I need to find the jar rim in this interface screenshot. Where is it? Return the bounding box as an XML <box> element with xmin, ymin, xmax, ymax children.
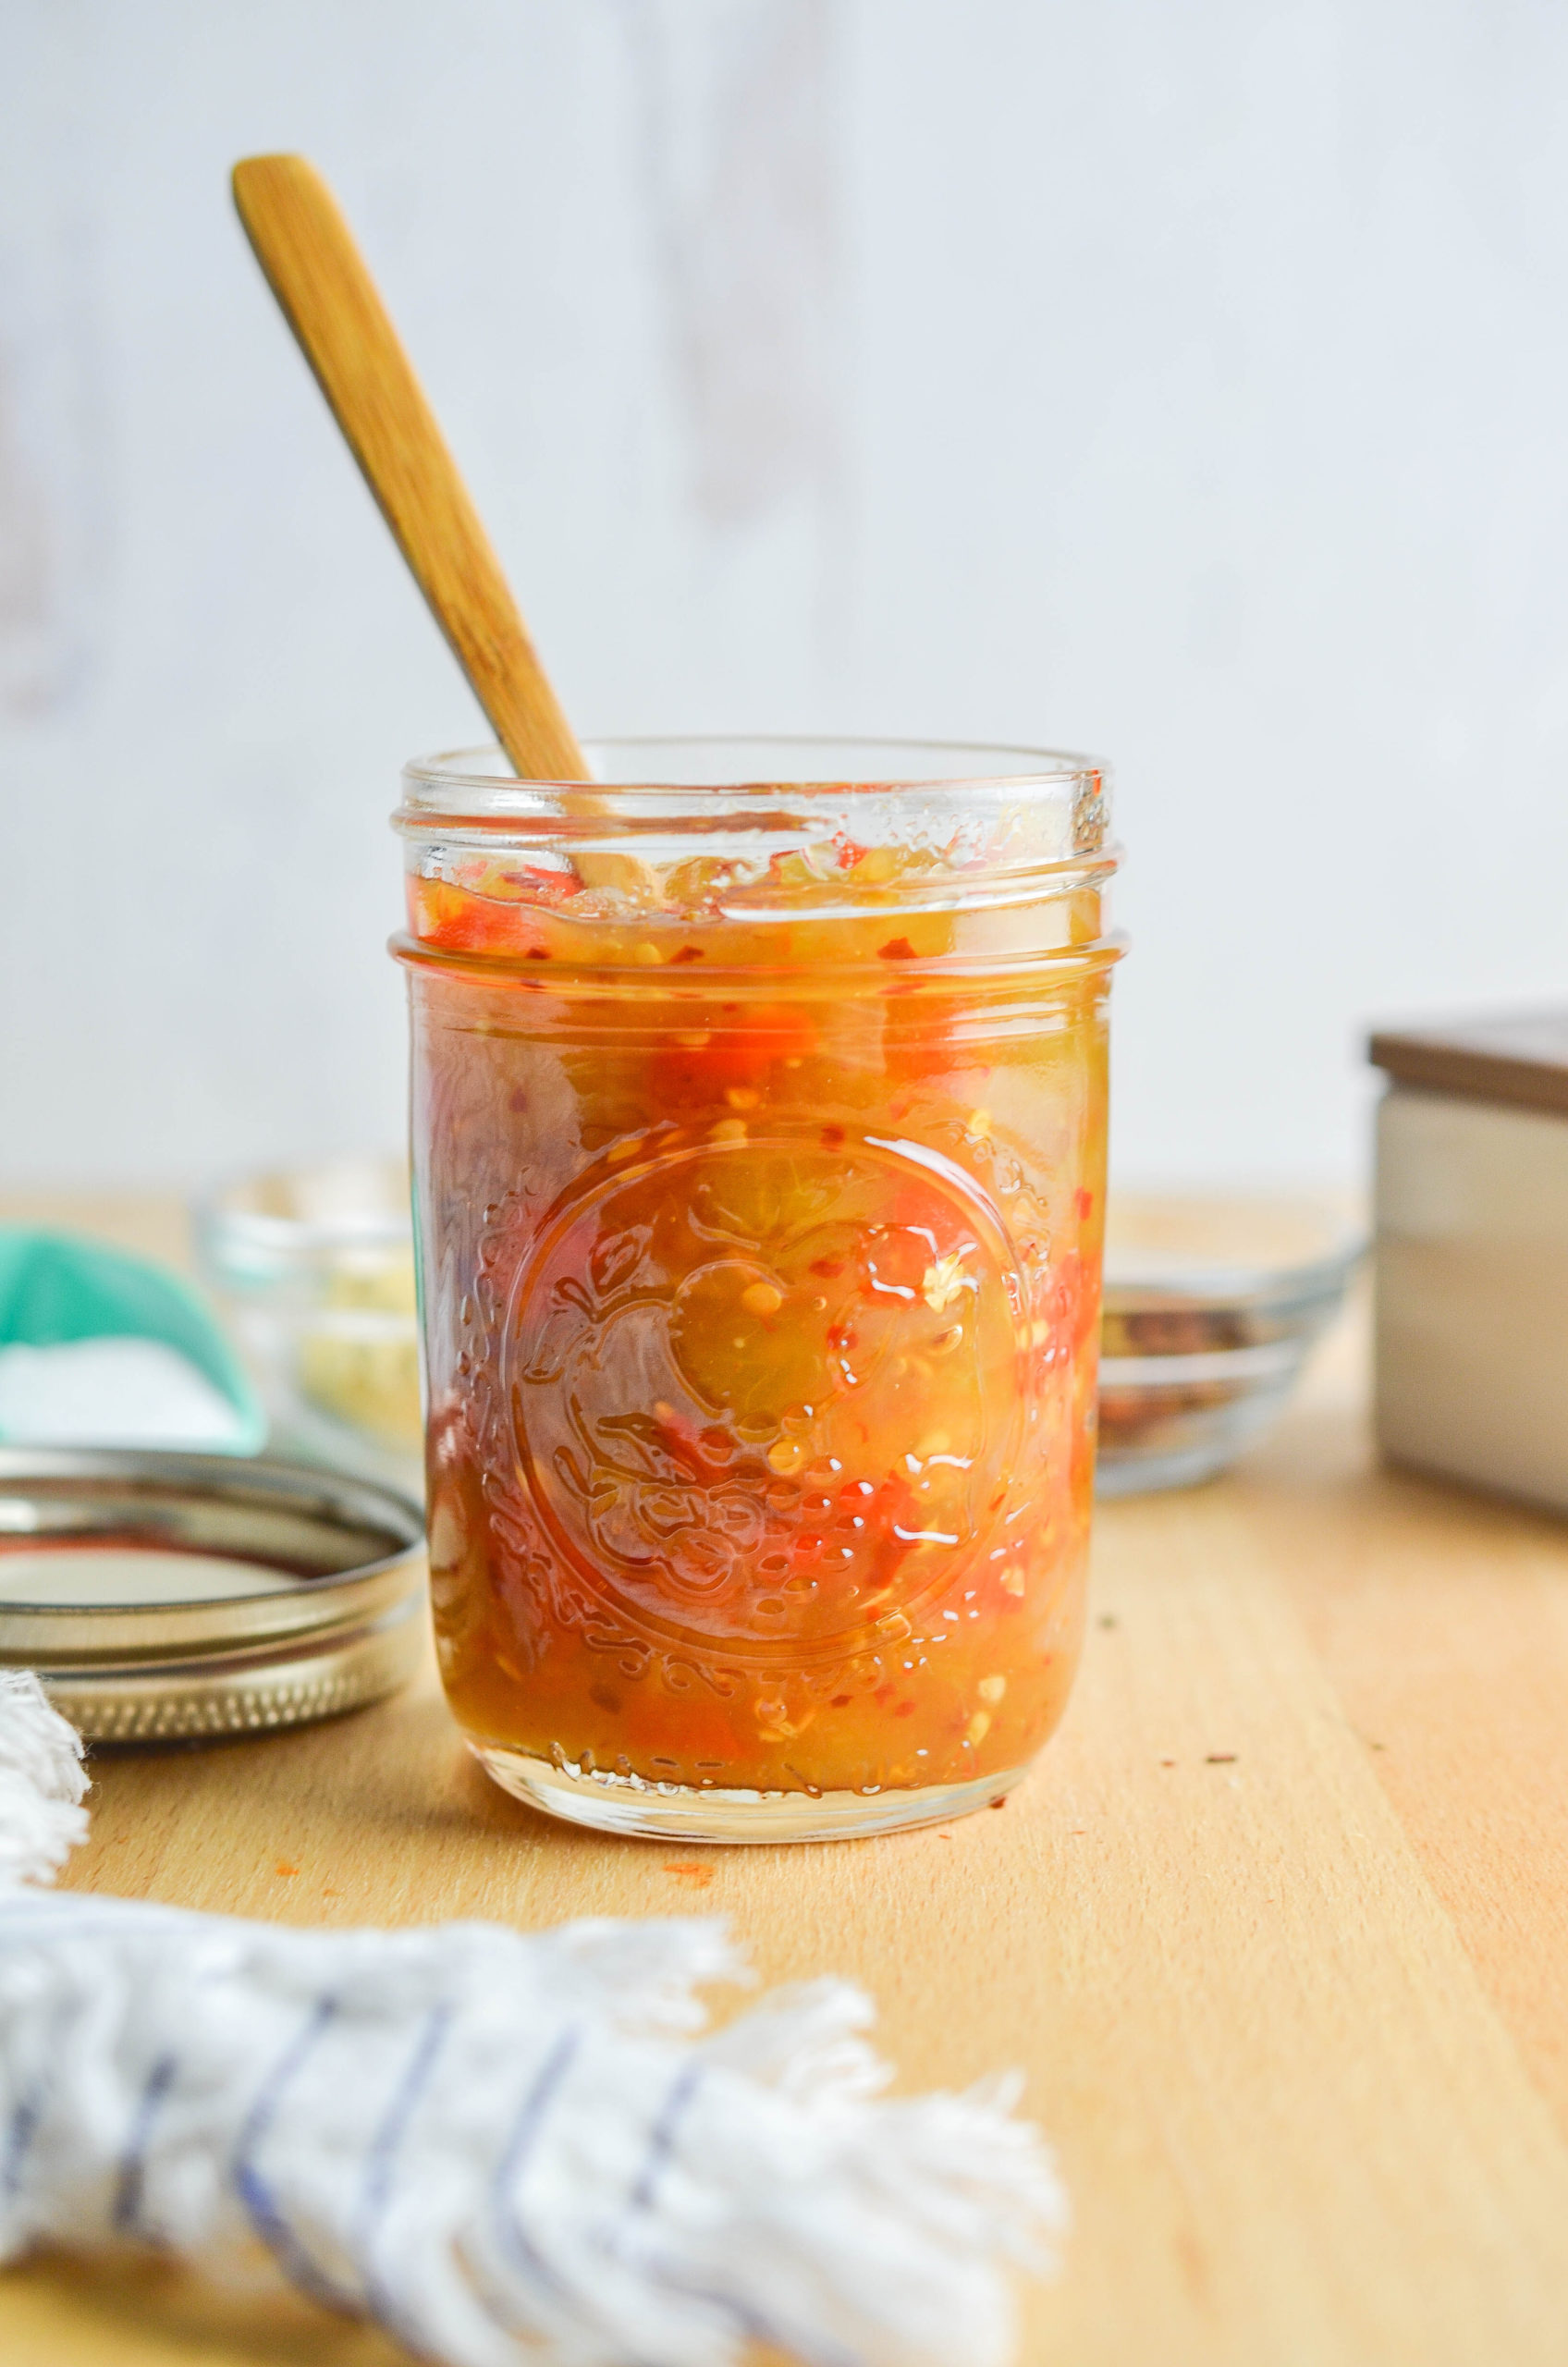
<box><xmin>398</xmin><ymin>733</ymin><xmax>1108</xmax><ymax>815</ymax></box>
<box><xmin>394</xmin><ymin>732</ymin><xmax>1118</xmax><ymax>942</ymax></box>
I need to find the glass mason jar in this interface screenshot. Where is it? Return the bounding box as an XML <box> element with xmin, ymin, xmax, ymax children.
<box><xmin>393</xmin><ymin>738</ymin><xmax>1121</xmax><ymax>1842</ymax></box>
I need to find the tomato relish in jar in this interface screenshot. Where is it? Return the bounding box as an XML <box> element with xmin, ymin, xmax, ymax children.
<box><xmin>393</xmin><ymin>739</ymin><xmax>1121</xmax><ymax>1841</ymax></box>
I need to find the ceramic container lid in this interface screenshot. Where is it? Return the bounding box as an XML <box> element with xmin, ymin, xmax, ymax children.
<box><xmin>1369</xmin><ymin>1007</ymin><xmax>1568</xmax><ymax>1119</ymax></box>
<box><xmin>0</xmin><ymin>1448</ymin><xmax>426</xmax><ymax>1742</ymax></box>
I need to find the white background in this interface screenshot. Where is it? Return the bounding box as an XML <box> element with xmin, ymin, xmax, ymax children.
<box><xmin>6</xmin><ymin>0</ymin><xmax>1568</xmax><ymax>1192</ymax></box>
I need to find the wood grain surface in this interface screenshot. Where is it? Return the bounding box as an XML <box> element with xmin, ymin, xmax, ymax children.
<box><xmin>7</xmin><ymin>1197</ymin><xmax>1568</xmax><ymax>2364</ymax></box>
<box><xmin>231</xmin><ymin>154</ymin><xmax>586</xmax><ymax>784</ymax></box>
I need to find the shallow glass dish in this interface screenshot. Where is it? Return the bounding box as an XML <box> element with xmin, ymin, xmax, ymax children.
<box><xmin>1096</xmin><ymin>1196</ymin><xmax>1364</xmax><ymax>1495</ymax></box>
<box><xmin>195</xmin><ymin>1161</ymin><xmax>423</xmax><ymax>1498</ymax></box>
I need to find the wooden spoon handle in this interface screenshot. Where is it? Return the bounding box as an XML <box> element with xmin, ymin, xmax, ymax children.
<box><xmin>232</xmin><ymin>153</ymin><xmax>586</xmax><ymax>783</ymax></box>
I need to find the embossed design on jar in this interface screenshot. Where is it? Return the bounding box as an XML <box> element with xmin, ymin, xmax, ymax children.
<box><xmin>502</xmin><ymin>1131</ymin><xmax>1027</xmax><ymax>1660</ymax></box>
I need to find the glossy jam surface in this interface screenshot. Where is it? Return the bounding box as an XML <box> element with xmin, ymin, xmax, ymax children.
<box><xmin>402</xmin><ymin>836</ymin><xmax>1111</xmax><ymax>1802</ymax></box>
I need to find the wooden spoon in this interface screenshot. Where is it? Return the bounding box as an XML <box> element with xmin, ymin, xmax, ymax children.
<box><xmin>231</xmin><ymin>153</ymin><xmax>586</xmax><ymax>784</ymax></box>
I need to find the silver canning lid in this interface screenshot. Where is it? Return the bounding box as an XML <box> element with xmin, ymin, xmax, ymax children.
<box><xmin>0</xmin><ymin>1448</ymin><xmax>427</xmax><ymax>1743</ymax></box>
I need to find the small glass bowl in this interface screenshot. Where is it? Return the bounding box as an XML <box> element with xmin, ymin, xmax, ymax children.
<box><xmin>194</xmin><ymin>1160</ymin><xmax>423</xmax><ymax>1498</ymax></box>
<box><xmin>1096</xmin><ymin>1196</ymin><xmax>1364</xmax><ymax>1495</ymax></box>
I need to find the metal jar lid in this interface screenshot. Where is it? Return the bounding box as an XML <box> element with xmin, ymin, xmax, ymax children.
<box><xmin>0</xmin><ymin>1448</ymin><xmax>427</xmax><ymax>1743</ymax></box>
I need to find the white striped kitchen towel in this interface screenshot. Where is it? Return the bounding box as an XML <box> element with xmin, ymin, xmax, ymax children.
<box><xmin>0</xmin><ymin>1672</ymin><xmax>1064</xmax><ymax>2367</ymax></box>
